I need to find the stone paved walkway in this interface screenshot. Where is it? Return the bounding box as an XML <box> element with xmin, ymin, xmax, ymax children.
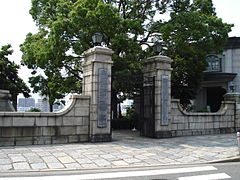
<box><xmin>0</xmin><ymin>130</ymin><xmax>239</xmax><ymax>172</ymax></box>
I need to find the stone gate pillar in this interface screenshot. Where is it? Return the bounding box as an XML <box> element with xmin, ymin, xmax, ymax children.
<box><xmin>224</xmin><ymin>93</ymin><xmax>240</xmax><ymax>132</ymax></box>
<box><xmin>82</xmin><ymin>46</ymin><xmax>113</xmax><ymax>142</ymax></box>
<box><xmin>143</xmin><ymin>55</ymin><xmax>173</xmax><ymax>138</ymax></box>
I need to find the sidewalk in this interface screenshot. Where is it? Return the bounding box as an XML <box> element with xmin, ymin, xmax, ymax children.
<box><xmin>0</xmin><ymin>130</ymin><xmax>239</xmax><ymax>172</ymax></box>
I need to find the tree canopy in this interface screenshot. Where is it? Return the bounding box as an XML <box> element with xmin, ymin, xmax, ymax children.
<box><xmin>0</xmin><ymin>44</ymin><xmax>30</xmax><ymax>109</ymax></box>
<box><xmin>159</xmin><ymin>0</ymin><xmax>233</xmax><ymax>106</ymax></box>
<box><xmin>21</xmin><ymin>0</ymin><xmax>232</xmax><ymax>112</ymax></box>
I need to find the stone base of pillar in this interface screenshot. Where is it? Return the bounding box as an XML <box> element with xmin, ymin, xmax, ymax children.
<box><xmin>89</xmin><ymin>134</ymin><xmax>112</xmax><ymax>142</ymax></box>
<box><xmin>154</xmin><ymin>128</ymin><xmax>236</xmax><ymax>139</ymax></box>
<box><xmin>154</xmin><ymin>131</ymin><xmax>173</xmax><ymax>138</ymax></box>
<box><xmin>0</xmin><ymin>90</ymin><xmax>15</xmax><ymax>112</ymax></box>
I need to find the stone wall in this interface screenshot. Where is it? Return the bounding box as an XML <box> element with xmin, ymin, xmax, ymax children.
<box><xmin>0</xmin><ymin>95</ymin><xmax>90</xmax><ymax>146</ymax></box>
<box><xmin>0</xmin><ymin>46</ymin><xmax>113</xmax><ymax>146</ymax></box>
<box><xmin>227</xmin><ymin>93</ymin><xmax>240</xmax><ymax>132</ymax></box>
<box><xmin>169</xmin><ymin>96</ymin><xmax>236</xmax><ymax>137</ymax></box>
<box><xmin>143</xmin><ymin>54</ymin><xmax>240</xmax><ymax>138</ymax></box>
<box><xmin>236</xmin><ymin>105</ymin><xmax>240</xmax><ymax>131</ymax></box>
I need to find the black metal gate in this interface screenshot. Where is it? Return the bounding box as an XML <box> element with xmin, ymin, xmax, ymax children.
<box><xmin>111</xmin><ymin>74</ymin><xmax>143</xmax><ymax>129</ymax></box>
<box><xmin>111</xmin><ymin>74</ymin><xmax>155</xmax><ymax>137</ymax></box>
<box><xmin>140</xmin><ymin>76</ymin><xmax>155</xmax><ymax>137</ymax></box>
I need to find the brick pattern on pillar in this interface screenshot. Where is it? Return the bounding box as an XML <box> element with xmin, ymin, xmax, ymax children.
<box><xmin>82</xmin><ymin>46</ymin><xmax>113</xmax><ymax>142</ymax></box>
<box><xmin>143</xmin><ymin>55</ymin><xmax>173</xmax><ymax>138</ymax></box>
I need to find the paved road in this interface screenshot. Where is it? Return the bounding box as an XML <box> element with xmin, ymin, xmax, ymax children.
<box><xmin>0</xmin><ymin>162</ymin><xmax>239</xmax><ymax>179</ymax></box>
<box><xmin>0</xmin><ymin>130</ymin><xmax>239</xmax><ymax>172</ymax></box>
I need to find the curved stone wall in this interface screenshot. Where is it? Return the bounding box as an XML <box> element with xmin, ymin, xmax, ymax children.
<box><xmin>170</xmin><ymin>97</ymin><xmax>236</xmax><ymax>137</ymax></box>
<box><xmin>0</xmin><ymin>95</ymin><xmax>90</xmax><ymax>146</ymax></box>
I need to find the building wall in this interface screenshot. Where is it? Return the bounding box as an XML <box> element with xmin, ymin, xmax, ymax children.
<box><xmin>218</xmin><ymin>47</ymin><xmax>240</xmax><ymax>92</ymax></box>
<box><xmin>18</xmin><ymin>98</ymin><xmax>35</xmax><ymax>108</ymax></box>
<box><xmin>35</xmin><ymin>99</ymin><xmax>50</xmax><ymax>112</ymax></box>
<box><xmin>223</xmin><ymin>49</ymin><xmax>233</xmax><ymax>73</ymax></box>
<box><xmin>194</xmin><ymin>45</ymin><xmax>240</xmax><ymax>111</ymax></box>
<box><xmin>231</xmin><ymin>48</ymin><xmax>240</xmax><ymax>92</ymax></box>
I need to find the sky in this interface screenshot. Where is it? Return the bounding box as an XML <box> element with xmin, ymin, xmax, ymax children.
<box><xmin>0</xmin><ymin>0</ymin><xmax>240</xmax><ymax>98</ymax></box>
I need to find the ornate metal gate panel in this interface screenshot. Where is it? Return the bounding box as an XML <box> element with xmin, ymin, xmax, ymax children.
<box><xmin>140</xmin><ymin>76</ymin><xmax>155</xmax><ymax>137</ymax></box>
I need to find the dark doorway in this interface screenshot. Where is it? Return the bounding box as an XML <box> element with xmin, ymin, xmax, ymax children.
<box><xmin>207</xmin><ymin>87</ymin><xmax>227</xmax><ymax>112</ymax></box>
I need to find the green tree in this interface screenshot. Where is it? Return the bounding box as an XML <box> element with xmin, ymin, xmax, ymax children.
<box><xmin>21</xmin><ymin>28</ymin><xmax>82</xmax><ymax>112</ymax></box>
<box><xmin>21</xmin><ymin>0</ymin><xmax>232</xmax><ymax>113</ymax></box>
<box><xmin>21</xmin><ymin>0</ymin><xmax>149</xmax><ymax>116</ymax></box>
<box><xmin>157</xmin><ymin>0</ymin><xmax>232</xmax><ymax>107</ymax></box>
<box><xmin>0</xmin><ymin>45</ymin><xmax>30</xmax><ymax>109</ymax></box>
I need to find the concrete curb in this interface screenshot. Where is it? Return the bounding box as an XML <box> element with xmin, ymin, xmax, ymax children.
<box><xmin>0</xmin><ymin>157</ymin><xmax>239</xmax><ymax>174</ymax></box>
<box><xmin>209</xmin><ymin>156</ymin><xmax>240</xmax><ymax>163</ymax></box>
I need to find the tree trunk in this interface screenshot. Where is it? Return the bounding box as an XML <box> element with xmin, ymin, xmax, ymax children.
<box><xmin>49</xmin><ymin>103</ymin><xmax>53</xmax><ymax>112</ymax></box>
<box><xmin>111</xmin><ymin>90</ymin><xmax>118</xmax><ymax>120</ymax></box>
<box><xmin>118</xmin><ymin>102</ymin><xmax>122</xmax><ymax>118</ymax></box>
<box><xmin>11</xmin><ymin>93</ymin><xmax>18</xmax><ymax>111</ymax></box>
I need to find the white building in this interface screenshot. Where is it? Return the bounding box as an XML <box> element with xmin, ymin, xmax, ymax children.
<box><xmin>194</xmin><ymin>37</ymin><xmax>240</xmax><ymax>112</ymax></box>
<box><xmin>17</xmin><ymin>98</ymin><xmax>35</xmax><ymax>112</ymax></box>
<box><xmin>35</xmin><ymin>99</ymin><xmax>64</xmax><ymax>112</ymax></box>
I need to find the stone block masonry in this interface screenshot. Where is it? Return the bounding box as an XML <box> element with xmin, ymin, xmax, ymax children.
<box><xmin>143</xmin><ymin>54</ymin><xmax>240</xmax><ymax>138</ymax></box>
<box><xmin>167</xmin><ymin>96</ymin><xmax>236</xmax><ymax>138</ymax></box>
<box><xmin>0</xmin><ymin>46</ymin><xmax>114</xmax><ymax>146</ymax></box>
<box><xmin>2</xmin><ymin>47</ymin><xmax>239</xmax><ymax>144</ymax></box>
<box><xmin>142</xmin><ymin>55</ymin><xmax>173</xmax><ymax>138</ymax></box>
<box><xmin>0</xmin><ymin>95</ymin><xmax>90</xmax><ymax>146</ymax></box>
<box><xmin>82</xmin><ymin>46</ymin><xmax>113</xmax><ymax>142</ymax></box>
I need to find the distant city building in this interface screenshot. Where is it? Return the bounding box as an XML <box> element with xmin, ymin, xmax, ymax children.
<box><xmin>18</xmin><ymin>98</ymin><xmax>35</xmax><ymax>107</ymax></box>
<box><xmin>121</xmin><ymin>99</ymin><xmax>133</xmax><ymax>115</ymax></box>
<box><xmin>17</xmin><ymin>97</ymin><xmax>64</xmax><ymax>112</ymax></box>
<box><xmin>35</xmin><ymin>99</ymin><xmax>50</xmax><ymax>112</ymax></box>
<box><xmin>17</xmin><ymin>98</ymin><xmax>35</xmax><ymax>112</ymax></box>
<box><xmin>53</xmin><ymin>103</ymin><xmax>64</xmax><ymax>112</ymax></box>
<box><xmin>17</xmin><ymin>107</ymin><xmax>33</xmax><ymax>112</ymax></box>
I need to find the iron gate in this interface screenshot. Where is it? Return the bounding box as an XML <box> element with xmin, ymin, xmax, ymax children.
<box><xmin>111</xmin><ymin>74</ymin><xmax>155</xmax><ymax>137</ymax></box>
<box><xmin>140</xmin><ymin>76</ymin><xmax>155</xmax><ymax>137</ymax></box>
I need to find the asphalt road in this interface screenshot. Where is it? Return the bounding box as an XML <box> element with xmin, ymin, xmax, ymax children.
<box><xmin>0</xmin><ymin>161</ymin><xmax>239</xmax><ymax>180</ymax></box>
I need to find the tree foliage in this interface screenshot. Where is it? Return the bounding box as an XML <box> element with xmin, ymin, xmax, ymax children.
<box><xmin>28</xmin><ymin>107</ymin><xmax>41</xmax><ymax>112</ymax></box>
<box><xmin>21</xmin><ymin>0</ymin><xmax>232</xmax><ymax>111</ymax></box>
<box><xmin>20</xmin><ymin>24</ymin><xmax>82</xmax><ymax>111</ymax></box>
<box><xmin>158</xmin><ymin>0</ymin><xmax>232</xmax><ymax>106</ymax></box>
<box><xmin>0</xmin><ymin>45</ymin><xmax>30</xmax><ymax>109</ymax></box>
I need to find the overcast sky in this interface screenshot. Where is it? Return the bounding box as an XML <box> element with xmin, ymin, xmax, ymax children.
<box><xmin>0</xmin><ymin>0</ymin><xmax>239</xmax><ymax>98</ymax></box>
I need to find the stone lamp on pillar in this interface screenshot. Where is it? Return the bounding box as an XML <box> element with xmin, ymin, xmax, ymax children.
<box><xmin>92</xmin><ymin>32</ymin><xmax>103</xmax><ymax>46</ymax></box>
<box><xmin>152</xmin><ymin>43</ymin><xmax>162</xmax><ymax>54</ymax></box>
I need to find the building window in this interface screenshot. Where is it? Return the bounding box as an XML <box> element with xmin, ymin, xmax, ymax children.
<box><xmin>205</xmin><ymin>55</ymin><xmax>221</xmax><ymax>72</ymax></box>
